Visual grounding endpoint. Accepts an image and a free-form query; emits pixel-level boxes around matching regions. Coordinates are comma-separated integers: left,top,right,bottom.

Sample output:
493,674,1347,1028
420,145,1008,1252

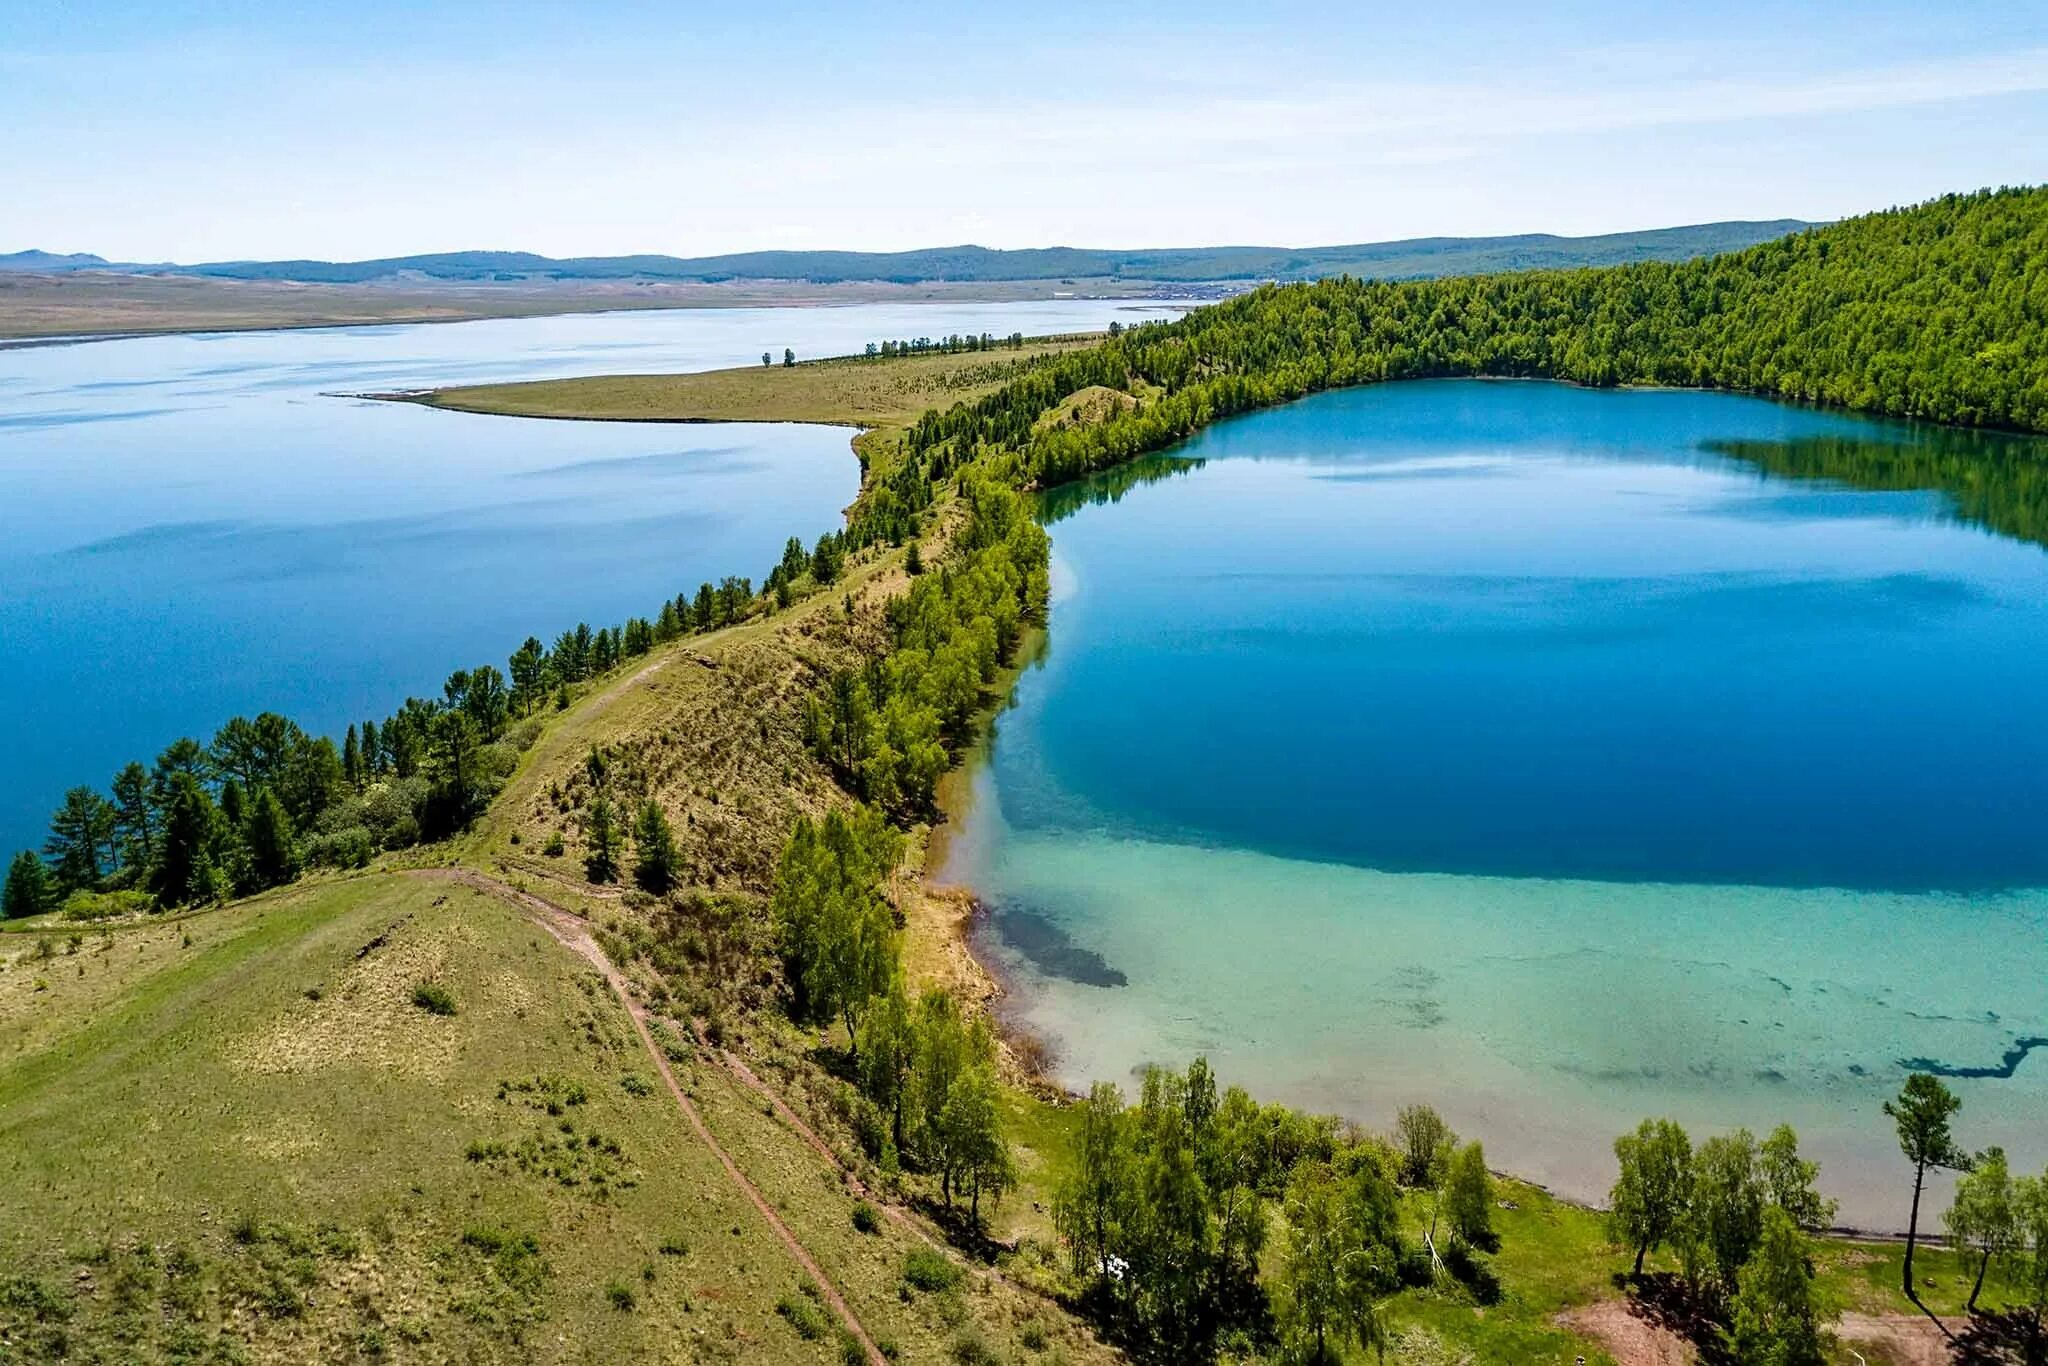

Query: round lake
943,379,2048,1229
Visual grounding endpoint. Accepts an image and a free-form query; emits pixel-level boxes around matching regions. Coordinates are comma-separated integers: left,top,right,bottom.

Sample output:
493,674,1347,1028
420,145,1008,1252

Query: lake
0,300,1169,854
941,379,2048,1229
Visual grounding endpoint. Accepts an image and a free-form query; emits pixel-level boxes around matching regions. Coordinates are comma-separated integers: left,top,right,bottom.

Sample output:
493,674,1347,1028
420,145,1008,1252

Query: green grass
0,876,830,1360
420,337,1100,427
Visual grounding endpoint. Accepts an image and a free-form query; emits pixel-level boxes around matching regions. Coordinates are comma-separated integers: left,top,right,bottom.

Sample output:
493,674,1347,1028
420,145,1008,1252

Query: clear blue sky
4,1,2046,261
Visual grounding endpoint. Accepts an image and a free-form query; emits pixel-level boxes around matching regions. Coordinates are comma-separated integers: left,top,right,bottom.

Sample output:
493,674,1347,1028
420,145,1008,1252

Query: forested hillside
900,186,2048,494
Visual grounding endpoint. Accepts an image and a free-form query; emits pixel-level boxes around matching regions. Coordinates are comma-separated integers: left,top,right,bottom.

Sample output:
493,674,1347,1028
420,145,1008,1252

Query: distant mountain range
0,220,1815,287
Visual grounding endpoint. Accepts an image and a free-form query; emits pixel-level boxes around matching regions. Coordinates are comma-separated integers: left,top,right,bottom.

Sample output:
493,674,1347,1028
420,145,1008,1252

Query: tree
44,785,115,895
242,785,298,890
1724,1207,1827,1366
1446,1141,1494,1252
462,663,510,740
342,723,362,789
632,799,678,894
1276,1163,1392,1365
769,808,900,1042
1948,1147,2020,1313
1691,1129,1766,1294
509,636,548,715
783,347,795,367
854,985,917,1158
761,351,771,367
152,772,222,907
1394,1103,1454,1187
1610,1118,1695,1276
584,796,622,883
3,850,52,919
1886,1073,1967,1307
1760,1123,1837,1230
1055,1081,1133,1297
936,1064,1012,1223
110,761,154,872
2016,1169,2048,1345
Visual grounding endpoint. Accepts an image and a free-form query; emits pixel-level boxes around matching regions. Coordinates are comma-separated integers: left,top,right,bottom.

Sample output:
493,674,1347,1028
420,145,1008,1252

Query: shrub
1019,1319,1049,1351
604,1280,636,1311
411,982,457,1016
60,889,153,922
851,1201,881,1235
902,1247,960,1293
620,1073,653,1098
776,1287,830,1340
951,1331,1000,1366
543,830,566,857
657,1236,689,1257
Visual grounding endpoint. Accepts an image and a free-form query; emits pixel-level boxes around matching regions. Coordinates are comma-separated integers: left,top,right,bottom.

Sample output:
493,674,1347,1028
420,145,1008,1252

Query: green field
417,338,1102,428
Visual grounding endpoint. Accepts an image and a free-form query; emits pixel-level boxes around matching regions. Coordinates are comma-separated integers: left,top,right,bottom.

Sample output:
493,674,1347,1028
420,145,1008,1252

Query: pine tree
3,850,52,919
110,761,154,873
584,796,622,884
342,724,362,789
243,786,298,890
152,773,222,907
632,799,678,894
44,785,115,895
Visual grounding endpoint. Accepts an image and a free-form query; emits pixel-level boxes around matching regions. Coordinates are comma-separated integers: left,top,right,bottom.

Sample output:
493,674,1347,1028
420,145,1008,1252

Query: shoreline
0,279,1210,350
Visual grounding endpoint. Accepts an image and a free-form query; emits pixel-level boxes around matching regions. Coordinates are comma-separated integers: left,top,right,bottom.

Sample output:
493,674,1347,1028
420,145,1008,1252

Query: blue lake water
0,301,1167,853
943,380,2048,1226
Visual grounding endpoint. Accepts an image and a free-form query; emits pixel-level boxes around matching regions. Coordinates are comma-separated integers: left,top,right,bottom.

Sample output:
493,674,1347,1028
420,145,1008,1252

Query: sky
4,1,2047,262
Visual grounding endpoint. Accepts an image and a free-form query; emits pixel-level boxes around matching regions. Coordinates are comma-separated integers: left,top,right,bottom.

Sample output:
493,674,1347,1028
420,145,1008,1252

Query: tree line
886,187,2048,514
768,804,1014,1225
805,474,1049,813
0,513,861,919
862,332,1027,360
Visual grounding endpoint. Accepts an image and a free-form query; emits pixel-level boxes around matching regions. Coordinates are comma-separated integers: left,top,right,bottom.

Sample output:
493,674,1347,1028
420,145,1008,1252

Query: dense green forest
898,186,2048,500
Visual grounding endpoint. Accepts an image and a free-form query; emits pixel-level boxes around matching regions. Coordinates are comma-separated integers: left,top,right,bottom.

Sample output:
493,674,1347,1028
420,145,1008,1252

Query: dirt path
1557,1296,1964,1366
1836,1311,1959,1366
409,867,887,1366
1556,1301,1695,1366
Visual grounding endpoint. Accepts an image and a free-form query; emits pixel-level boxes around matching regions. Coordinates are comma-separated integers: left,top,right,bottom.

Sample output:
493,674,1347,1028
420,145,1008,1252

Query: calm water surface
944,380,2048,1228
0,301,1170,851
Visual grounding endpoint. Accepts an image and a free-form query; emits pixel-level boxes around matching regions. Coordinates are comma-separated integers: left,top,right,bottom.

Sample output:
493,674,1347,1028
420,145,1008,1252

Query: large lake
943,380,2048,1229
0,301,1167,853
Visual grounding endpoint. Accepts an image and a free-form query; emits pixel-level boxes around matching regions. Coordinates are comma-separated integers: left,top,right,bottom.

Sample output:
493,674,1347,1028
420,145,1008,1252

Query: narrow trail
408,867,888,1366
695,1021,968,1264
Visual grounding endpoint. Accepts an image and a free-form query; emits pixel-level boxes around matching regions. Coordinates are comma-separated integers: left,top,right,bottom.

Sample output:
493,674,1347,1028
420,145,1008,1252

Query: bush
902,1247,961,1293
776,1287,830,1339
60,889,153,921
851,1201,881,1235
604,1280,636,1311
950,1331,1000,1366
543,831,566,857
305,825,375,869
411,982,457,1016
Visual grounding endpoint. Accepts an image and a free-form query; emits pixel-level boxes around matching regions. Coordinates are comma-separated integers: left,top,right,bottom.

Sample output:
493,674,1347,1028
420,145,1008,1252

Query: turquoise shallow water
943,379,2048,1228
